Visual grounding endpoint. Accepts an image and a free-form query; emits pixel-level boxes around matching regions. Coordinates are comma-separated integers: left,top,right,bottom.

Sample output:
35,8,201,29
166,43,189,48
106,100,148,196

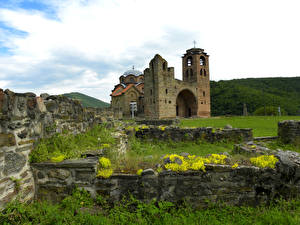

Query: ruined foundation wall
134,127,253,143
278,120,300,145
32,150,300,207
0,89,102,207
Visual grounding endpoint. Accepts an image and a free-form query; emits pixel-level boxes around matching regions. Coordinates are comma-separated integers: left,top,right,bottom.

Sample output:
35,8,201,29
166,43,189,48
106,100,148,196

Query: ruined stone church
110,47,211,119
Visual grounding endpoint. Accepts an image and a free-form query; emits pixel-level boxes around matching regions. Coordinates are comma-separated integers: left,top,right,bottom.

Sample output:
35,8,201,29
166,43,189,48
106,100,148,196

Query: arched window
163,62,167,70
204,69,207,77
190,69,193,77
186,70,189,79
200,56,205,66
187,56,193,66
203,91,206,97
130,77,135,83
150,89,152,95
165,89,168,94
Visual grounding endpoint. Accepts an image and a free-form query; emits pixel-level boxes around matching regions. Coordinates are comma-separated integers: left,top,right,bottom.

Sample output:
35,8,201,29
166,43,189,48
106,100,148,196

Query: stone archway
176,89,197,117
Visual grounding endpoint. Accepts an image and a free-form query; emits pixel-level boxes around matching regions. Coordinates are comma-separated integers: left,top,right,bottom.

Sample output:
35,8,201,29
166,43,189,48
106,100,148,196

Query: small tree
253,106,286,116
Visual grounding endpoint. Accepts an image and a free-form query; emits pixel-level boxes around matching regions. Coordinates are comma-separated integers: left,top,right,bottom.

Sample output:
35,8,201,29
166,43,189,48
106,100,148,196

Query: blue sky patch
0,21,28,37
19,0,48,11
0,0,58,20
0,46,13,55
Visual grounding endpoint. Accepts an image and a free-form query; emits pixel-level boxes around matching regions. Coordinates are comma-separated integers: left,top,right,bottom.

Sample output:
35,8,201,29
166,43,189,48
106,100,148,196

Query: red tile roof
111,84,134,97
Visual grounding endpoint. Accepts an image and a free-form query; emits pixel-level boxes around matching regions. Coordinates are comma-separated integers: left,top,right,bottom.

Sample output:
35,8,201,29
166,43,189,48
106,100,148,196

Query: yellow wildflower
51,154,65,163
99,157,111,169
97,168,113,178
250,155,278,168
232,163,239,169
137,169,143,176
101,143,110,148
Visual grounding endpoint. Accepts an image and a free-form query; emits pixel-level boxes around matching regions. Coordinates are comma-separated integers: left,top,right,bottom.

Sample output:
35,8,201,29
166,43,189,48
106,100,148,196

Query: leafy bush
253,106,287,116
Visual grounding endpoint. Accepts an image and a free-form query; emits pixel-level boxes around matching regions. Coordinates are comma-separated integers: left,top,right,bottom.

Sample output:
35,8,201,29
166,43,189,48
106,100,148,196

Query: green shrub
253,106,286,116
30,125,115,163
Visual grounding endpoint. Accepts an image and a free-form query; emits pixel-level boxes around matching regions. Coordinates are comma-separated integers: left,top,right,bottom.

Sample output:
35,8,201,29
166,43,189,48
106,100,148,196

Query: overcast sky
0,0,300,102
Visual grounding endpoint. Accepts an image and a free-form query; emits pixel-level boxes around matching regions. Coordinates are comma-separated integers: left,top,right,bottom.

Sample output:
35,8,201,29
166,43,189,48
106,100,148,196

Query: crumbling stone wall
135,119,179,126
134,127,253,142
278,120,300,145
0,89,100,207
32,150,300,207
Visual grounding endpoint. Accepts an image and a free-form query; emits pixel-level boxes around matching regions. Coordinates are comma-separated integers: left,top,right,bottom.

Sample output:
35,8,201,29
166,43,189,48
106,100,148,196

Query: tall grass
1,189,300,225
30,125,115,163
111,137,234,173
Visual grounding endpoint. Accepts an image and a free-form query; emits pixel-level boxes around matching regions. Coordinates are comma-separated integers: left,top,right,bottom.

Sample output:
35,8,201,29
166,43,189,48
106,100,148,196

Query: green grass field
180,116,300,137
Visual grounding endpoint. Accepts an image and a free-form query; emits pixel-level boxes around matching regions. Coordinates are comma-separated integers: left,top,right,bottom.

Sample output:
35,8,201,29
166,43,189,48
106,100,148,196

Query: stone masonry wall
32,150,300,207
134,127,253,143
135,119,179,126
0,89,101,208
278,120,300,145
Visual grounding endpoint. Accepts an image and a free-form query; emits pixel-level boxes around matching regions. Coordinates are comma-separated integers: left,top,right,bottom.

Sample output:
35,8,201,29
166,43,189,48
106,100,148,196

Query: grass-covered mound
63,92,110,108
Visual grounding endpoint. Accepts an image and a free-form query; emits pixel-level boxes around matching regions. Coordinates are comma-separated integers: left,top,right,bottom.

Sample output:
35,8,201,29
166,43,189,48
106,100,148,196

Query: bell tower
182,47,211,117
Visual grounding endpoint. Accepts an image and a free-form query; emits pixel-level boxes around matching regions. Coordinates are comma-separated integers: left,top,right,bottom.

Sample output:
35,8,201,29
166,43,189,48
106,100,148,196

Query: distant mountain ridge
63,92,110,108
211,77,300,116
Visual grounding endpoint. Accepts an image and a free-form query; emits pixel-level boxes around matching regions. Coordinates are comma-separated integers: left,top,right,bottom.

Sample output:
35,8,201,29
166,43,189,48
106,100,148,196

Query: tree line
210,77,300,116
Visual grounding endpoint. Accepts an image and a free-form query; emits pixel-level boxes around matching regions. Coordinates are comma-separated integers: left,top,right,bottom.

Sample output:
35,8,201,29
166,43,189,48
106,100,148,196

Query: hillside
211,77,300,116
63,92,110,108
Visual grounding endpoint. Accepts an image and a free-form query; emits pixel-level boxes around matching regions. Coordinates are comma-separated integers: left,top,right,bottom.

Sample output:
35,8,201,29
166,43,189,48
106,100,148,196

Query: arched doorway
176,89,197,117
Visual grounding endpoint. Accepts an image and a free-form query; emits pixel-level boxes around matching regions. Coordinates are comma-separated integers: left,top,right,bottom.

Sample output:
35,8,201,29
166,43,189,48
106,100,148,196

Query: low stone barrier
32,151,300,207
134,127,253,143
278,120,300,145
135,119,179,126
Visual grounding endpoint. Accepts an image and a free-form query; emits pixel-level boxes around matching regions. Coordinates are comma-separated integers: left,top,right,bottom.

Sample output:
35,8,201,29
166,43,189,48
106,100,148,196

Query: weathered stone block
4,152,26,176
75,170,95,182
0,133,16,147
48,169,71,180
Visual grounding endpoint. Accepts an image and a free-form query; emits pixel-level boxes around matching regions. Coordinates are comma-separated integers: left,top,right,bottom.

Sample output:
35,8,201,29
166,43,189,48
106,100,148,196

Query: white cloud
0,0,300,102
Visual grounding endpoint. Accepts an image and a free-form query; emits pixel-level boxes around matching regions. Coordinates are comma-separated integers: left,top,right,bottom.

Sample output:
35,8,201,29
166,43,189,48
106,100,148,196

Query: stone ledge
254,136,278,141
31,158,98,169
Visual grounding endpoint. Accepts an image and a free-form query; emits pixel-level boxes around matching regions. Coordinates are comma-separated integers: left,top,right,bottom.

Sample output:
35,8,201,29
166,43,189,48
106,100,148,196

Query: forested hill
210,77,300,116
63,92,110,108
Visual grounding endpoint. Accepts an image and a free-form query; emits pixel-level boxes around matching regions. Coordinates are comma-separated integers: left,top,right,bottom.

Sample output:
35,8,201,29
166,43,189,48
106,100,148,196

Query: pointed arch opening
187,56,193,66
176,89,197,117
200,56,206,66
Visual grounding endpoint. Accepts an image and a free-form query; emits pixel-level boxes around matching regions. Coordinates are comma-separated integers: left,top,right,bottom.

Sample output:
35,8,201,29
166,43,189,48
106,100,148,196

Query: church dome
123,69,143,76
